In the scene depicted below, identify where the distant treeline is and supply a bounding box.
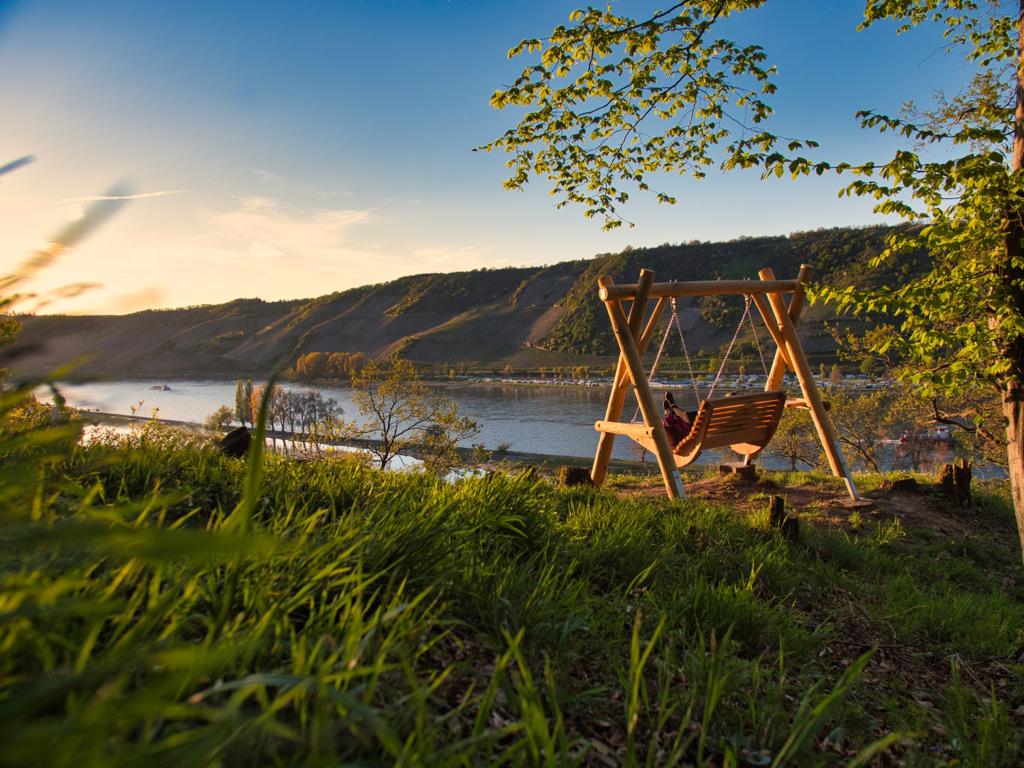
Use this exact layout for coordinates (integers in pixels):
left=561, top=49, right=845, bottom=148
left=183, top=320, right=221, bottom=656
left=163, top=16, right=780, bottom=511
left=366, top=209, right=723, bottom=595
left=292, top=351, right=366, bottom=381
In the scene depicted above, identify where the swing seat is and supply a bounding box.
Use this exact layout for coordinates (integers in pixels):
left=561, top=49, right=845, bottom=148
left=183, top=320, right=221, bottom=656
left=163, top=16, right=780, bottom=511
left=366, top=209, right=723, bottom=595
left=627, top=391, right=787, bottom=468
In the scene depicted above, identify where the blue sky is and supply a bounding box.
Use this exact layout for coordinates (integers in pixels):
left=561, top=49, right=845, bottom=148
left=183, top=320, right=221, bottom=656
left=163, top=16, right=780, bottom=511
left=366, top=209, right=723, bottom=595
left=0, top=0, right=968, bottom=313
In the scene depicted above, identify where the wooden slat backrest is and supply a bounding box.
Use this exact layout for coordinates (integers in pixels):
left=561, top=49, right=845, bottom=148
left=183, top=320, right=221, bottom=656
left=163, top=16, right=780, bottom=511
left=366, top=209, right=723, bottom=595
left=673, top=391, right=787, bottom=464
left=626, top=391, right=788, bottom=468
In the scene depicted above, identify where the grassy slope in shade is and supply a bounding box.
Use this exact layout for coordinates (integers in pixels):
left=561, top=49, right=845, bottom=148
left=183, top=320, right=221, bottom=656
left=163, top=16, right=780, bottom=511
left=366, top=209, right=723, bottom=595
left=2, top=428, right=1022, bottom=765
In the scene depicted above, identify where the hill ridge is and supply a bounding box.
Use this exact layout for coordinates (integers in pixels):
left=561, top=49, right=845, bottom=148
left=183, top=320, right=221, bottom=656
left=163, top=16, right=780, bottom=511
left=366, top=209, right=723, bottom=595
left=13, top=224, right=914, bottom=378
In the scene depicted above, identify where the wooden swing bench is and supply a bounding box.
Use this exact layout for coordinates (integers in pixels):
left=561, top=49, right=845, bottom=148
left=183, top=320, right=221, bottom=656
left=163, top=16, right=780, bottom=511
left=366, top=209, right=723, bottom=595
left=590, top=265, right=861, bottom=501
left=596, top=390, right=787, bottom=467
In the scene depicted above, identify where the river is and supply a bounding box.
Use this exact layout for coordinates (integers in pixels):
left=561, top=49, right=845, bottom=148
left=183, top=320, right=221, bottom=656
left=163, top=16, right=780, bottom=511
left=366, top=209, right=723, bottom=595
left=50, top=377, right=1001, bottom=476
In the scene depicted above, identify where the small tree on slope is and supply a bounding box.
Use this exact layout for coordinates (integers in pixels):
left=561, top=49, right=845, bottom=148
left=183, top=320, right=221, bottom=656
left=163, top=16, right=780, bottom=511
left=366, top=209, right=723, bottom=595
left=345, top=357, right=479, bottom=473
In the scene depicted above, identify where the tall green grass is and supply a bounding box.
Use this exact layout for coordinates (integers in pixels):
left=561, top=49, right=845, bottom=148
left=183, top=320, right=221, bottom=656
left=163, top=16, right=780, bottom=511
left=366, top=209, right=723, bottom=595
left=2, top=408, right=1023, bottom=764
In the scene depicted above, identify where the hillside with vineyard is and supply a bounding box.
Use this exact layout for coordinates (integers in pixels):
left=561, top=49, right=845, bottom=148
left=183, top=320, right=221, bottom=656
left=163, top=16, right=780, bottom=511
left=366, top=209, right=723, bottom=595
left=13, top=225, right=920, bottom=378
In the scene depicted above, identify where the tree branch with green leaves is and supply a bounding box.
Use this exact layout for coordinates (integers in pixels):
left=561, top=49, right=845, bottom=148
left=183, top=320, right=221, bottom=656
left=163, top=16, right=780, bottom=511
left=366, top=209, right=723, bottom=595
left=479, top=0, right=802, bottom=229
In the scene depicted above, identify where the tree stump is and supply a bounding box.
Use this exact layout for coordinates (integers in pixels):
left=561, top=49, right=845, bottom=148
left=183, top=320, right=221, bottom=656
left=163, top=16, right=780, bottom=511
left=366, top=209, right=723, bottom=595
left=768, top=495, right=799, bottom=542
left=218, top=425, right=251, bottom=458
left=937, top=458, right=972, bottom=506
left=518, top=465, right=540, bottom=482
left=558, top=466, right=594, bottom=488
left=882, top=477, right=919, bottom=493
left=719, top=461, right=757, bottom=483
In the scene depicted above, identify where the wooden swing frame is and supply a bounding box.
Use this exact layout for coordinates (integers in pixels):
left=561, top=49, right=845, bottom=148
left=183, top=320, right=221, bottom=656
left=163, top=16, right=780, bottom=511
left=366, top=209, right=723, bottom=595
left=590, top=265, right=861, bottom=501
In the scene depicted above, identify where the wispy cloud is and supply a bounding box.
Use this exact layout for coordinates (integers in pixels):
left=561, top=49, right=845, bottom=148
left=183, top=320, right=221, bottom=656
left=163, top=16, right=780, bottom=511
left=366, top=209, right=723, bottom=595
left=72, top=286, right=167, bottom=315
left=251, top=168, right=281, bottom=181
left=118, top=197, right=377, bottom=288
left=11, top=192, right=504, bottom=314
left=206, top=196, right=373, bottom=264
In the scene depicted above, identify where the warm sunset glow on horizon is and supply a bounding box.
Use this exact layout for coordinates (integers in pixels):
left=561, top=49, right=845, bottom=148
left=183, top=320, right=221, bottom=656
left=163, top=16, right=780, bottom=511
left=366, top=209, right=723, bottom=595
left=0, top=0, right=965, bottom=314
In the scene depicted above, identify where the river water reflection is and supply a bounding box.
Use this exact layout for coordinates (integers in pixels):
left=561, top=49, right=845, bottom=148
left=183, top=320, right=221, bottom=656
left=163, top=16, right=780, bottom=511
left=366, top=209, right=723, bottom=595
left=53, top=378, right=1003, bottom=477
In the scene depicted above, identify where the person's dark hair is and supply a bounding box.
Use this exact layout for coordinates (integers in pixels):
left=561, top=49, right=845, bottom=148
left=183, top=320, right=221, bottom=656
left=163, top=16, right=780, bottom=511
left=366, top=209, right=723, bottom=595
left=664, top=391, right=676, bottom=410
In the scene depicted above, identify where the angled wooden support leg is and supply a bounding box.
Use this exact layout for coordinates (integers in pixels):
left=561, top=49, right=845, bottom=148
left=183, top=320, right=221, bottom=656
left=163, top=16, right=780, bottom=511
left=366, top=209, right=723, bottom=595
left=762, top=279, right=861, bottom=501
left=592, top=270, right=656, bottom=487
left=750, top=293, right=794, bottom=373
left=761, top=265, right=814, bottom=391
left=618, top=297, right=668, bottom=389
left=609, top=295, right=667, bottom=421
left=749, top=265, right=808, bottom=468
left=604, top=296, right=684, bottom=500
left=746, top=267, right=810, bottom=465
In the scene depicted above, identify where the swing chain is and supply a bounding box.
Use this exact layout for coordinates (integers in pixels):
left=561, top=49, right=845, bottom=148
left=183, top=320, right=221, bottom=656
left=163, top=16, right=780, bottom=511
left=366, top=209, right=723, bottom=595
left=706, top=294, right=753, bottom=400
left=632, top=295, right=686, bottom=423
left=633, top=289, right=762, bottom=423
left=672, top=297, right=703, bottom=404
left=648, top=297, right=675, bottom=385
left=748, top=301, right=771, bottom=379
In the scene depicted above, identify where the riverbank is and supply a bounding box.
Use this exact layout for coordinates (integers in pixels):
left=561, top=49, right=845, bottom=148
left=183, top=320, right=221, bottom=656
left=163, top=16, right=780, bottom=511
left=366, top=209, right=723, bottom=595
left=56, top=371, right=895, bottom=394
left=81, top=409, right=660, bottom=475
left=59, top=377, right=1004, bottom=478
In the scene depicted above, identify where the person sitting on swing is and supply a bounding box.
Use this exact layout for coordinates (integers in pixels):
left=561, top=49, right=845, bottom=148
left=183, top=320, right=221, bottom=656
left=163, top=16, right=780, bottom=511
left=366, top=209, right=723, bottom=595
left=662, top=392, right=694, bottom=445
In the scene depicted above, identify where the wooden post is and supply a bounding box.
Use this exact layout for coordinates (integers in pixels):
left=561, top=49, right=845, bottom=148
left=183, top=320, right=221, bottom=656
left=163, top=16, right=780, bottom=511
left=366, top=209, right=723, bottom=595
left=768, top=495, right=799, bottom=542
left=600, top=279, right=800, bottom=301
left=591, top=271, right=655, bottom=486
left=938, top=458, right=972, bottom=506
left=761, top=278, right=861, bottom=500
left=608, top=297, right=668, bottom=396
left=632, top=297, right=669, bottom=371
left=591, top=294, right=665, bottom=484
left=603, top=295, right=684, bottom=499
left=763, top=265, right=813, bottom=391
left=745, top=273, right=802, bottom=466
left=749, top=292, right=794, bottom=372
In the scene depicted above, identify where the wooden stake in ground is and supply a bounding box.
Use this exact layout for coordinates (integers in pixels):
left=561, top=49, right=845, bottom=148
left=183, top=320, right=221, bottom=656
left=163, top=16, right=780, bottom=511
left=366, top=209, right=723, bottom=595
left=937, top=458, right=972, bottom=507
left=768, top=495, right=799, bottom=542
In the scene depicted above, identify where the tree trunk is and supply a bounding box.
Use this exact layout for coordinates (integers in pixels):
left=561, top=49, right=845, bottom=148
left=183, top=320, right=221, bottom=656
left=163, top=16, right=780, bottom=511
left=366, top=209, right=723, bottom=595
left=1006, top=385, right=1024, bottom=556
left=1004, top=3, right=1024, bottom=561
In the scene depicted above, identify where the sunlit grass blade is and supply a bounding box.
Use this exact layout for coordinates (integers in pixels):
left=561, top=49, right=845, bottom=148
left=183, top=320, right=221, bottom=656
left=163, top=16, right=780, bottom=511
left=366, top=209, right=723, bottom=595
left=771, top=649, right=874, bottom=767
left=0, top=154, right=34, bottom=178
left=223, top=370, right=278, bottom=533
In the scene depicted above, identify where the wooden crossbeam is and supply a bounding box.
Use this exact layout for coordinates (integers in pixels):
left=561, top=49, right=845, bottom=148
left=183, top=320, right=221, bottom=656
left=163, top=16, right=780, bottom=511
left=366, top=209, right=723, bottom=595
left=599, top=279, right=799, bottom=301
left=594, top=421, right=655, bottom=438
left=786, top=398, right=831, bottom=411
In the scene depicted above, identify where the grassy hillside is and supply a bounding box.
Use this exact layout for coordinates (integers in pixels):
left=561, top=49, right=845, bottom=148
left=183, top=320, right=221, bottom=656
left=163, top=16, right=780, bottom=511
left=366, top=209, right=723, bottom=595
left=12, top=226, right=918, bottom=378
left=3, top=423, right=1022, bottom=765
left=541, top=226, right=915, bottom=357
